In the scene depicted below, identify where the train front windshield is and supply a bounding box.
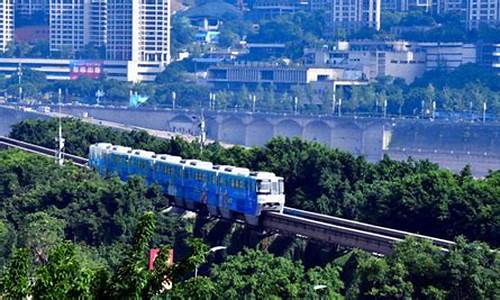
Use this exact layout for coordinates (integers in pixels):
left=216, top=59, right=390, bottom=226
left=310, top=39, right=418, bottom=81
left=257, top=179, right=284, bottom=195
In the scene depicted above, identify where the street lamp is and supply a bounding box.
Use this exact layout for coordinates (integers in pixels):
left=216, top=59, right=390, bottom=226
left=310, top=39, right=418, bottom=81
left=17, top=63, right=22, bottom=102
left=194, top=246, right=227, bottom=277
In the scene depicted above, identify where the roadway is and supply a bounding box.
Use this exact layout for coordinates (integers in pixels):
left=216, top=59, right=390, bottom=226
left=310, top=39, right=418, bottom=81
left=1, top=104, right=234, bottom=147
left=0, top=136, right=456, bottom=255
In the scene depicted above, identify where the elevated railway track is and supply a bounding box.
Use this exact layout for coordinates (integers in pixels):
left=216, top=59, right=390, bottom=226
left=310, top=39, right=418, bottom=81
left=0, top=136, right=455, bottom=255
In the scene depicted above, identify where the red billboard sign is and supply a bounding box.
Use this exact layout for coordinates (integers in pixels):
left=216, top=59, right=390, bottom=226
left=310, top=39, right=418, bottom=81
left=69, top=61, right=103, bottom=80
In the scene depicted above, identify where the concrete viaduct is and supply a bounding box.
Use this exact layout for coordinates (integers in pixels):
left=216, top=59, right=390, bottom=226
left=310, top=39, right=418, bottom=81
left=59, top=106, right=389, bottom=161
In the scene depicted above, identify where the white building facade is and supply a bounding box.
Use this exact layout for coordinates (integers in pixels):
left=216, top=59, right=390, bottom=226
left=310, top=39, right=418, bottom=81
left=47, top=0, right=171, bottom=81
left=304, top=41, right=478, bottom=83
left=330, top=0, right=381, bottom=32
left=0, top=0, right=14, bottom=53
left=16, top=0, right=49, bottom=18
left=49, top=0, right=89, bottom=53
left=467, top=0, right=500, bottom=29
left=107, top=0, right=171, bottom=65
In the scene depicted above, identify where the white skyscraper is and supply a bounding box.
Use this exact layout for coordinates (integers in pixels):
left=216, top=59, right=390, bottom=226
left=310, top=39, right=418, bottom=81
left=107, top=0, right=171, bottom=65
left=467, top=0, right=500, bottom=29
left=330, top=0, right=381, bottom=32
left=49, top=0, right=89, bottom=53
left=49, top=0, right=108, bottom=54
left=0, top=0, right=14, bottom=53
left=16, top=0, right=49, bottom=18
left=89, top=0, right=107, bottom=48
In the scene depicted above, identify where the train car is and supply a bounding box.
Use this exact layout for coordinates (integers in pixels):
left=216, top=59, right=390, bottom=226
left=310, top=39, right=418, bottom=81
left=88, top=143, right=286, bottom=226
left=217, top=167, right=253, bottom=220
left=209, top=165, right=233, bottom=216
left=181, top=160, right=214, bottom=209
left=88, top=143, right=112, bottom=176
left=128, top=149, right=156, bottom=184
left=251, top=171, right=285, bottom=214
left=153, top=154, right=183, bottom=204
left=107, top=146, right=132, bottom=180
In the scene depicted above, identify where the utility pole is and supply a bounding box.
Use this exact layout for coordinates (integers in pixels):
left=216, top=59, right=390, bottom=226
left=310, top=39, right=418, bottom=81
left=294, top=96, right=298, bottom=115
left=209, top=92, right=214, bottom=110
left=172, top=91, right=176, bottom=110
left=332, top=82, right=337, bottom=115
left=55, top=89, right=65, bottom=166
left=383, top=98, right=388, bottom=118
left=483, top=101, right=487, bottom=123
left=17, top=63, right=22, bottom=102
left=199, top=109, right=206, bottom=152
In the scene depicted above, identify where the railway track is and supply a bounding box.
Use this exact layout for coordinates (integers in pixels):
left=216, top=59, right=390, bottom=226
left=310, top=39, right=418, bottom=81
left=282, top=207, right=455, bottom=249
left=0, top=136, right=455, bottom=255
left=0, top=136, right=88, bottom=167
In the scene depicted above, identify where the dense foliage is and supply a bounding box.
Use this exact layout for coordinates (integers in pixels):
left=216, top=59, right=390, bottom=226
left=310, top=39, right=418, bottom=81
left=0, top=149, right=496, bottom=298
left=1, top=120, right=499, bottom=298
left=10, top=119, right=500, bottom=247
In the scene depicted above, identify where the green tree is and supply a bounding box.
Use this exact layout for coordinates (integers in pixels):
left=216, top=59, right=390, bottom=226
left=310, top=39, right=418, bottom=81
left=0, top=248, right=32, bottom=299
left=21, top=212, right=66, bottom=263
left=33, top=242, right=98, bottom=299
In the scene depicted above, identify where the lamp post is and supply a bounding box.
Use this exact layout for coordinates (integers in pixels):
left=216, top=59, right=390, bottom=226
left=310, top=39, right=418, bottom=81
left=482, top=101, right=487, bottom=123
left=294, top=96, right=298, bottom=115
left=194, top=246, right=227, bottom=278
left=17, top=63, right=22, bottom=102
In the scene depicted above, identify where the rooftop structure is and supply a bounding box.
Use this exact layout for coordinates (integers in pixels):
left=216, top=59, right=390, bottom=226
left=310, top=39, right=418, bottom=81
left=0, top=58, right=165, bottom=82
left=304, top=40, right=478, bottom=83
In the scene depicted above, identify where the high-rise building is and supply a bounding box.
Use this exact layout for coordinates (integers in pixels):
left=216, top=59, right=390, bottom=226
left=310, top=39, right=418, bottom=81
left=89, top=0, right=107, bottom=48
left=330, top=0, right=381, bottom=32
left=107, top=0, right=171, bottom=65
left=0, top=0, right=14, bottom=53
left=49, top=0, right=89, bottom=53
left=436, top=0, right=467, bottom=13
left=16, top=0, right=49, bottom=19
left=49, top=0, right=108, bottom=54
left=467, top=0, right=500, bottom=29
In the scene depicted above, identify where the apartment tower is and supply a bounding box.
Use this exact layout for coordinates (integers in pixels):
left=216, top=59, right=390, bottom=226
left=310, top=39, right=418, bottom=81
left=0, top=0, right=14, bottom=53
left=467, top=0, right=500, bottom=29
left=107, top=0, right=171, bottom=65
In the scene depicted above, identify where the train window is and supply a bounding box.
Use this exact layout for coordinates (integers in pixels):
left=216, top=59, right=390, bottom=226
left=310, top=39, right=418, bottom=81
left=257, top=180, right=271, bottom=194
left=278, top=179, right=284, bottom=194
left=272, top=182, right=279, bottom=194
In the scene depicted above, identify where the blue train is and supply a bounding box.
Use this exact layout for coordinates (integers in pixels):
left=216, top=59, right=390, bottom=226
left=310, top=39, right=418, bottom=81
left=89, top=143, right=285, bottom=225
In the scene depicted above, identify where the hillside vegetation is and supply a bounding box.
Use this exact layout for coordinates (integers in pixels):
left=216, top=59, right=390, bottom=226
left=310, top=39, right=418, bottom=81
left=10, top=118, right=500, bottom=246
left=0, top=149, right=497, bottom=299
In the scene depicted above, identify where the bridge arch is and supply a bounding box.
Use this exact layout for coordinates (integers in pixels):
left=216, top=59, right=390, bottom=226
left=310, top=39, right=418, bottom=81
left=205, top=117, right=219, bottom=140
left=331, top=122, right=363, bottom=154
left=246, top=118, right=274, bottom=146
left=303, top=120, right=331, bottom=146
left=275, top=119, right=303, bottom=139
left=168, top=115, right=195, bottom=135
left=219, top=117, right=246, bottom=145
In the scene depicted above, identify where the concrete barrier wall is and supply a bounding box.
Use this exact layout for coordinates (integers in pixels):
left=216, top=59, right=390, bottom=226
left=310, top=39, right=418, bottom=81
left=0, top=106, right=48, bottom=136
left=2, top=105, right=498, bottom=176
